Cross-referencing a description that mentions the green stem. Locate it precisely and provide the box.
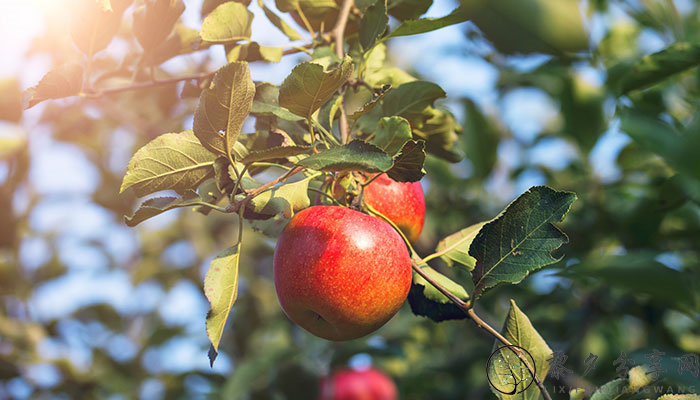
[250,162,292,170]
[308,187,341,205]
[311,118,340,146]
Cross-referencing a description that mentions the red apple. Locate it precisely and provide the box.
[319,367,398,400]
[364,174,425,243]
[273,206,412,341]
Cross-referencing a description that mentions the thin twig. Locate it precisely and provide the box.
[81,46,312,98]
[409,260,552,400]
[234,165,305,213]
[467,309,553,400]
[332,0,353,143]
[411,262,469,308]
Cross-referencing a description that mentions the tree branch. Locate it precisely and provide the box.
[82,46,312,98]
[332,0,353,143]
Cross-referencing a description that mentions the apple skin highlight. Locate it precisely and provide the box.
[273,206,412,341]
[364,174,425,243]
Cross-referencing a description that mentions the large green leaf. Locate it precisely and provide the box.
[133,0,185,51]
[461,0,588,55]
[257,0,302,41]
[251,82,305,122]
[489,300,552,400]
[608,42,700,95]
[463,99,500,179]
[205,243,241,362]
[370,116,412,156]
[297,140,393,172]
[120,131,217,196]
[557,252,700,315]
[279,56,354,119]
[359,0,388,50]
[124,190,219,227]
[470,186,577,299]
[620,110,700,181]
[407,266,469,322]
[388,5,469,38]
[435,221,487,269]
[387,0,432,21]
[386,140,426,182]
[200,1,253,43]
[193,61,256,156]
[382,81,446,117]
[23,64,83,109]
[70,0,131,55]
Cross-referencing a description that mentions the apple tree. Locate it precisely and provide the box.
[2,0,700,399]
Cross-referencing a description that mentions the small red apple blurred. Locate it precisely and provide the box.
[319,368,398,400]
[364,174,425,243]
[273,206,412,341]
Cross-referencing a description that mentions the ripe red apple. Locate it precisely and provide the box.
[273,206,412,341]
[364,174,425,243]
[319,367,398,400]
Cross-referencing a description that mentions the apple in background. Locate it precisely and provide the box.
[273,206,412,341]
[364,174,425,243]
[319,367,398,400]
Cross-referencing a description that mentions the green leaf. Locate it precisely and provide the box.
[413,107,464,163]
[297,140,393,173]
[240,145,313,164]
[435,221,487,269]
[133,0,185,51]
[24,64,83,109]
[388,0,432,21]
[387,140,426,182]
[70,0,131,55]
[588,379,628,400]
[147,24,209,66]
[0,79,22,122]
[205,243,241,356]
[202,0,251,16]
[360,0,388,50]
[658,396,700,400]
[382,81,446,117]
[258,0,302,41]
[608,42,700,95]
[243,175,313,218]
[124,190,220,226]
[349,84,391,121]
[470,186,577,299]
[407,266,469,322]
[226,42,284,63]
[489,300,552,400]
[279,55,354,119]
[388,5,469,38]
[251,82,305,122]
[193,61,256,156]
[318,93,344,132]
[620,110,700,181]
[557,252,700,315]
[461,0,588,55]
[463,99,500,179]
[120,131,218,196]
[370,116,412,156]
[200,1,253,43]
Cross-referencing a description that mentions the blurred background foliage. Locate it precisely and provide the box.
[0,0,699,399]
